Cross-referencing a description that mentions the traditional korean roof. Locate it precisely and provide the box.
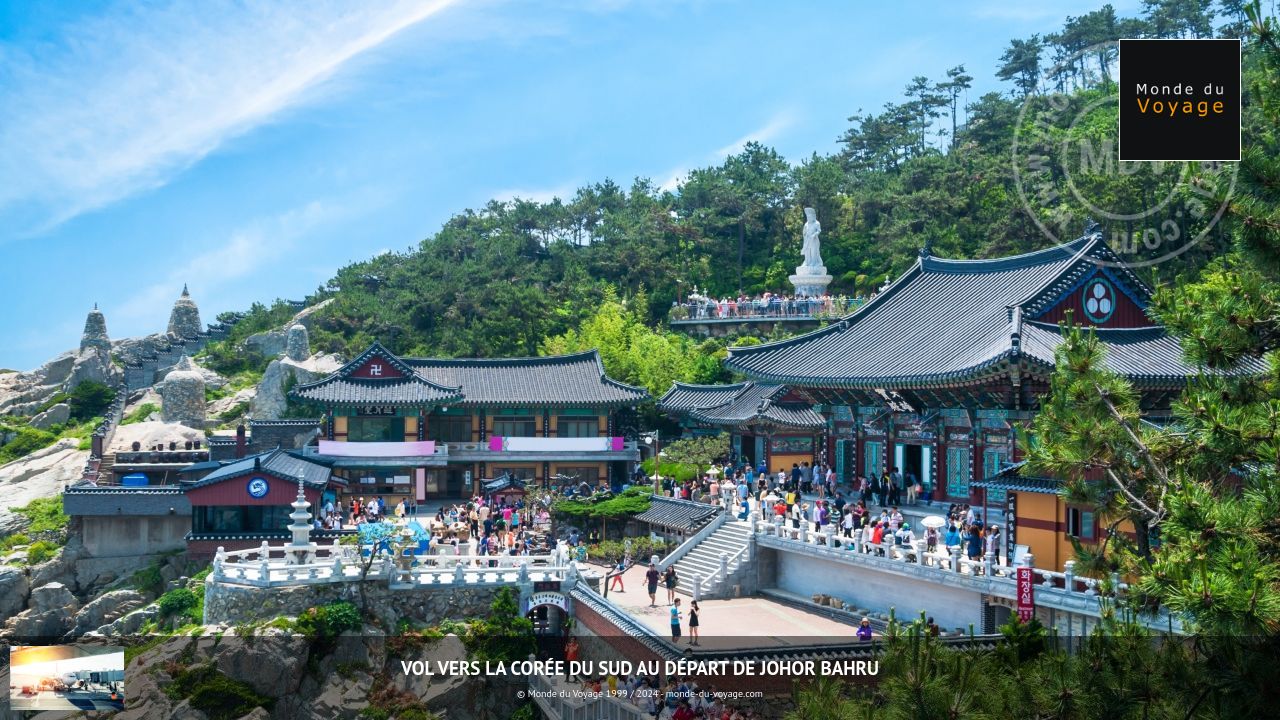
[182,449,336,490]
[405,351,649,408]
[971,461,1061,495]
[291,342,649,409]
[634,496,721,530]
[660,381,825,431]
[291,342,463,406]
[725,234,1235,389]
[63,486,191,516]
[658,382,749,413]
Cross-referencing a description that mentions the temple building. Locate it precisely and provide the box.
[724,232,1250,569]
[658,381,826,472]
[287,342,649,504]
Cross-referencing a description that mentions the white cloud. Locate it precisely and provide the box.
[0,0,461,234]
[114,199,356,328]
[658,109,796,192]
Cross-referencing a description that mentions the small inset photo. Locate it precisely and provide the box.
[9,645,125,714]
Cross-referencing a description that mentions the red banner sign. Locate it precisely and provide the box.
[1016,567,1035,622]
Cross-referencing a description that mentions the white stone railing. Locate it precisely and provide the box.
[688,540,751,601]
[658,510,726,570]
[757,516,1127,601]
[211,539,580,589]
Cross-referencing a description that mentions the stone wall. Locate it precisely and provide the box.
[81,516,189,558]
[204,580,512,628]
[767,547,986,632]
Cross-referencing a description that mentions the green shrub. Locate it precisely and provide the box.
[0,426,58,464]
[295,601,361,640]
[10,497,67,533]
[25,540,58,565]
[167,664,272,720]
[157,588,198,617]
[121,403,159,425]
[66,380,116,421]
[129,563,166,596]
[0,533,31,551]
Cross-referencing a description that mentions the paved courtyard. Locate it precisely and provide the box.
[600,565,870,651]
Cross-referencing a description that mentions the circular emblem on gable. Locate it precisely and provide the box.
[1082,277,1115,324]
[247,476,270,499]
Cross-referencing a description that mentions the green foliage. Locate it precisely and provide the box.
[0,533,31,552]
[166,664,273,720]
[461,587,536,663]
[0,426,57,464]
[294,601,362,640]
[128,561,167,597]
[656,434,730,478]
[589,536,668,563]
[121,402,159,425]
[157,588,198,617]
[10,496,67,533]
[24,540,58,565]
[552,486,652,520]
[66,380,116,421]
[541,290,728,396]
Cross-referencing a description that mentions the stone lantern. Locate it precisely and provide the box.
[285,475,317,565]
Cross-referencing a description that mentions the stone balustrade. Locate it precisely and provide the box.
[753,516,1145,617]
[211,539,581,589]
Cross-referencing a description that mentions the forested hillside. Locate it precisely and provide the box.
[207,1,1265,394]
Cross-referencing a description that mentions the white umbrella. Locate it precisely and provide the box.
[921,515,947,529]
[706,467,720,476]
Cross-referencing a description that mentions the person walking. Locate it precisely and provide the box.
[966,524,984,561]
[610,556,626,592]
[663,566,679,605]
[670,598,683,642]
[645,562,661,607]
[564,637,580,680]
[985,525,1002,566]
[688,600,700,646]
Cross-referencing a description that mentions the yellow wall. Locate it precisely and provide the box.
[403,416,418,442]
[769,454,812,476]
[333,416,348,440]
[1017,493,1063,569]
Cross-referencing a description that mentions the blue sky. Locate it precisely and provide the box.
[0,0,1137,371]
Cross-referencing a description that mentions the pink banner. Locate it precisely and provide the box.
[317,439,436,457]
[1016,567,1035,622]
[485,437,626,452]
[489,436,504,452]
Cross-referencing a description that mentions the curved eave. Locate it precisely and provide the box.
[730,351,1017,390]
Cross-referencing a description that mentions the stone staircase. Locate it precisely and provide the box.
[97,453,116,480]
[671,521,753,598]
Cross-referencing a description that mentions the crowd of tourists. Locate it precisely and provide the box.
[672,292,865,320]
[659,460,1006,570]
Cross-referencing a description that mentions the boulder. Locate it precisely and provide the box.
[0,565,30,622]
[5,606,76,639]
[0,438,87,536]
[250,353,342,420]
[110,421,204,454]
[66,346,122,388]
[243,330,287,359]
[72,589,148,637]
[30,582,78,613]
[29,402,71,429]
[208,387,256,419]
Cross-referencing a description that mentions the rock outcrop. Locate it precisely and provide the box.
[29,402,71,429]
[250,353,342,420]
[0,438,87,536]
[72,589,148,637]
[0,566,30,621]
[5,581,79,638]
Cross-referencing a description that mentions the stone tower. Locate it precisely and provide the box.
[167,284,202,338]
[80,303,112,354]
[284,323,310,362]
[160,355,206,429]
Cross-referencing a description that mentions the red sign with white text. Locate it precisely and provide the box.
[1016,567,1035,622]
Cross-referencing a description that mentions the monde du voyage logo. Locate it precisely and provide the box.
[1119,38,1241,161]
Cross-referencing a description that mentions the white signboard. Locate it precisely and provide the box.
[529,591,567,611]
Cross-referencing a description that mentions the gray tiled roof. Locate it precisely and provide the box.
[183,449,335,490]
[658,382,748,412]
[292,342,649,408]
[971,461,1061,495]
[661,381,825,430]
[1020,322,1267,380]
[406,350,649,408]
[63,487,191,516]
[634,496,721,529]
[726,235,1227,388]
[291,342,463,406]
[687,383,826,430]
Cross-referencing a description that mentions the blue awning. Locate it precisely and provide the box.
[121,473,149,486]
